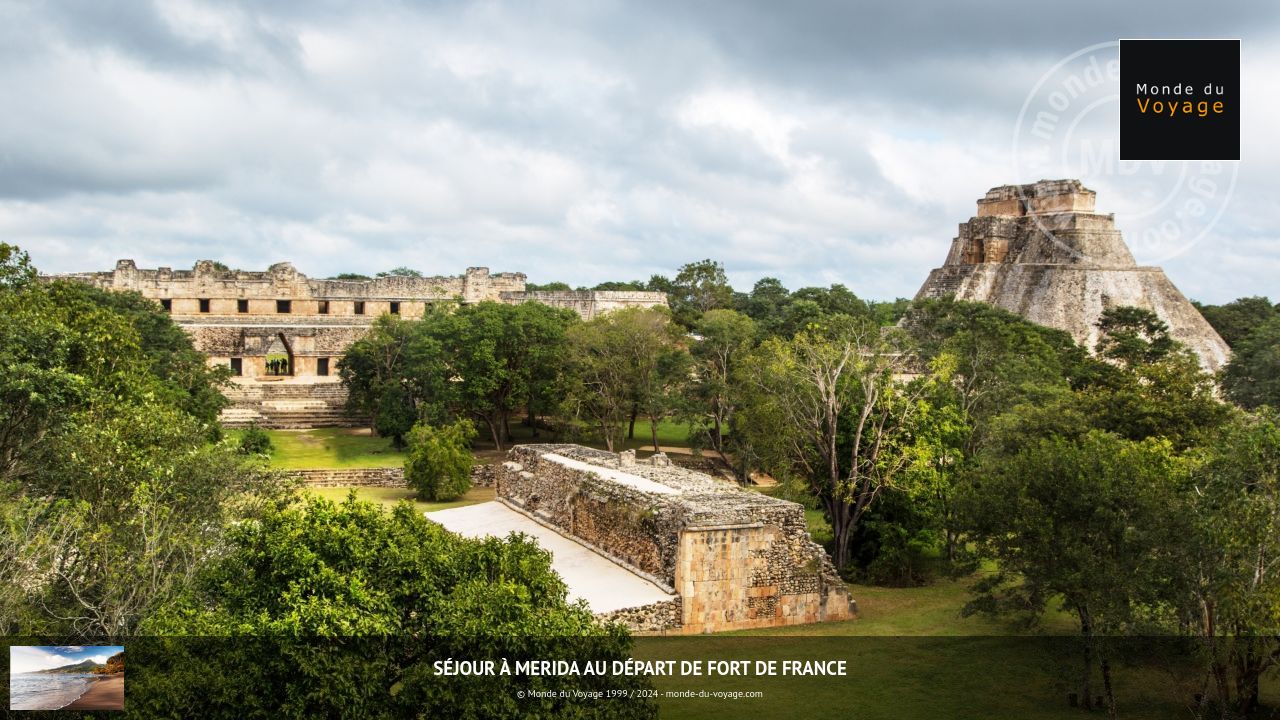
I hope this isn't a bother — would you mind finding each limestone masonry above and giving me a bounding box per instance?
[914,180,1230,371]
[49,260,667,427]
[494,444,855,633]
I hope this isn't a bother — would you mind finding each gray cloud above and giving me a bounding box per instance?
[1,0,1276,302]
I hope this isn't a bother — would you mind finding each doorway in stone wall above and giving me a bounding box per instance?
[265,333,294,376]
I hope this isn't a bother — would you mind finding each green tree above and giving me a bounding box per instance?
[667,259,734,327]
[901,299,1086,566]
[868,297,912,326]
[141,495,654,719]
[1095,306,1176,368]
[592,280,648,291]
[1195,296,1278,348]
[687,309,757,459]
[960,430,1182,714]
[1082,307,1228,449]
[742,277,791,337]
[376,266,423,278]
[0,243,286,639]
[375,384,418,448]
[526,281,573,291]
[340,315,421,440]
[341,303,576,449]
[1221,314,1280,410]
[563,307,684,452]
[736,315,933,570]
[790,284,870,320]
[433,302,576,449]
[404,419,477,501]
[1162,410,1280,716]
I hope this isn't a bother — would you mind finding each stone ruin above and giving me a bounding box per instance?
[914,179,1230,371]
[47,261,667,428]
[493,444,855,634]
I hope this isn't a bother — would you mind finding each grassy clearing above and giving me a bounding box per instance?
[246,419,699,470]
[231,427,405,470]
[641,575,1266,719]
[306,485,495,514]
[640,631,1214,720]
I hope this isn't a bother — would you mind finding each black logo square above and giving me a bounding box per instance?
[1120,39,1240,160]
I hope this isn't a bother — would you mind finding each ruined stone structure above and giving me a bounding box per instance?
[487,444,854,634]
[914,180,1230,372]
[50,260,667,427]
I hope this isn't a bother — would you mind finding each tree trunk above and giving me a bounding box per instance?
[650,418,660,454]
[1233,638,1262,717]
[601,419,615,453]
[486,418,503,451]
[502,411,511,445]
[1079,606,1095,711]
[628,405,638,440]
[527,404,539,438]
[826,496,853,571]
[1101,654,1116,720]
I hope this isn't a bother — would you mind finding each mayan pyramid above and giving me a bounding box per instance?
[914,179,1230,371]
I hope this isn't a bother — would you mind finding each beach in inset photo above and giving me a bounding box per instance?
[9,645,124,711]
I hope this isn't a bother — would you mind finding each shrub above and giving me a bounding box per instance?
[238,423,273,456]
[404,419,476,501]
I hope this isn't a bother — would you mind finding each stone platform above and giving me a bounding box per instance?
[427,444,855,634]
[426,501,675,614]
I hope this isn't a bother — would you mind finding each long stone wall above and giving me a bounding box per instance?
[47,260,669,392]
[287,467,406,487]
[497,444,854,633]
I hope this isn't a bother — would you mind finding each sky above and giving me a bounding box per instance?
[10,646,124,674]
[1,0,1276,303]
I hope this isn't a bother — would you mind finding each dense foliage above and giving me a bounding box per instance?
[0,243,286,639]
[341,302,577,449]
[139,495,655,719]
[405,419,477,501]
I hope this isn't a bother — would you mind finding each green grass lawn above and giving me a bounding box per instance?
[232,427,406,470]
[639,574,1260,719]
[246,420,698,471]
[306,485,495,514]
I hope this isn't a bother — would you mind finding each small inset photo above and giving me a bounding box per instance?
[9,645,124,711]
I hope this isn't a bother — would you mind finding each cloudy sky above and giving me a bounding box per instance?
[10,645,123,674]
[2,1,1276,302]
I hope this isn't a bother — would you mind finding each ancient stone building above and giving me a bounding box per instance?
[914,180,1230,371]
[50,260,667,427]
[428,444,856,634]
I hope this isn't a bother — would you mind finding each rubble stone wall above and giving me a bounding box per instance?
[497,444,855,634]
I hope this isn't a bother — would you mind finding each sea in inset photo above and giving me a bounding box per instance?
[9,645,125,711]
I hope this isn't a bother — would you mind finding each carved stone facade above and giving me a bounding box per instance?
[915,180,1230,371]
[496,444,855,634]
[49,260,668,387]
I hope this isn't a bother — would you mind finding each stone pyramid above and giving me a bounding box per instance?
[914,179,1230,371]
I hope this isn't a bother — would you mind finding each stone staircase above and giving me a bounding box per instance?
[219,381,368,429]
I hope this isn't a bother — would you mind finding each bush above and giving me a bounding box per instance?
[238,423,273,456]
[404,419,476,501]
